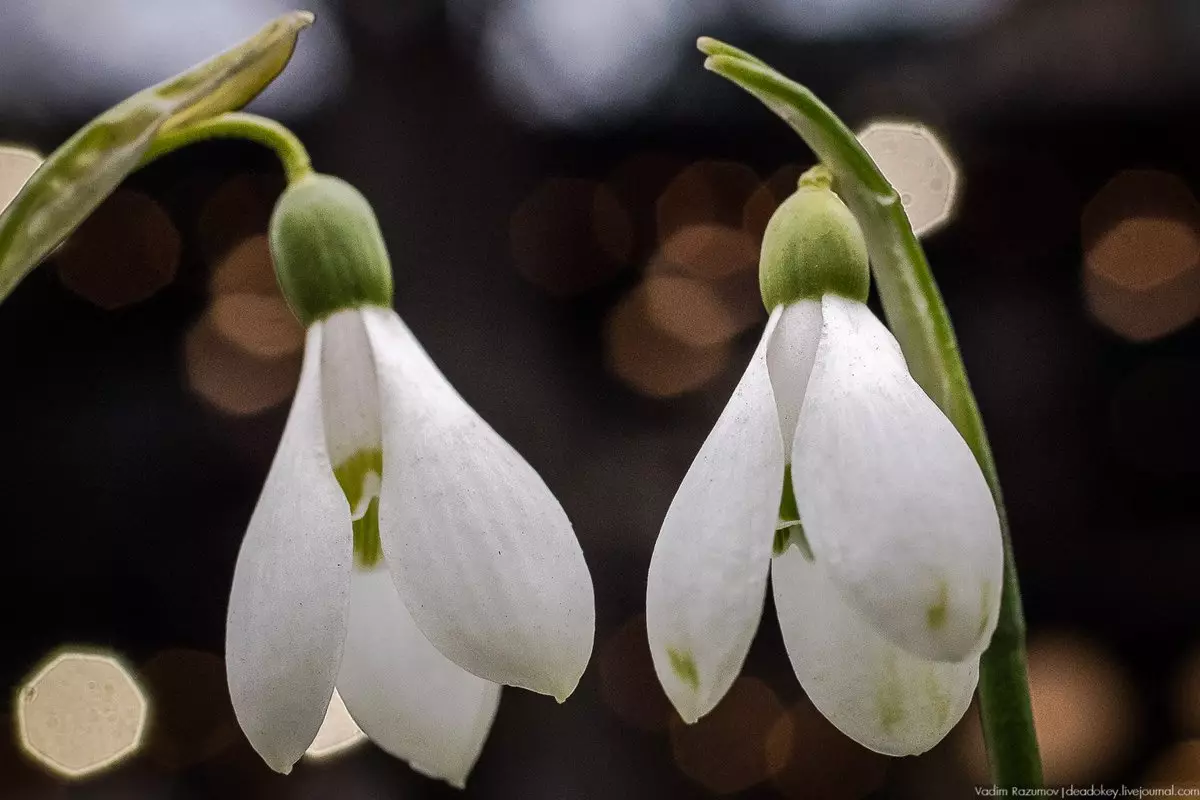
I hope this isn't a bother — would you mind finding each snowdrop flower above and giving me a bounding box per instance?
[226,174,594,784]
[646,174,1003,755]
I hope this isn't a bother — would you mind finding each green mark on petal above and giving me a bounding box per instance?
[978,580,993,639]
[333,448,383,515]
[876,651,905,734]
[667,648,700,691]
[924,668,951,726]
[926,580,950,631]
[778,464,799,522]
[353,497,382,569]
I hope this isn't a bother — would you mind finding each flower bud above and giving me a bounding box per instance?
[269,173,394,325]
[759,174,869,309]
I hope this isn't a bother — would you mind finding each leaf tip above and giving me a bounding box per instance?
[696,36,721,56]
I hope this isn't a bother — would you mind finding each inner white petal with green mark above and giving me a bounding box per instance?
[336,567,501,788]
[772,544,978,755]
[789,295,1002,663]
[646,306,787,724]
[321,309,383,524]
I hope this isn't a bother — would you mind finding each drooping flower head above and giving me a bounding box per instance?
[646,169,1002,755]
[226,174,595,784]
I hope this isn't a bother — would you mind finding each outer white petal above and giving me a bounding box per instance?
[646,307,787,724]
[359,307,594,700]
[337,567,501,788]
[791,295,1003,662]
[772,546,978,755]
[321,309,383,519]
[226,324,353,774]
[766,299,823,440]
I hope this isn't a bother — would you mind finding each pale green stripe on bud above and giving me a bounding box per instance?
[333,448,384,568]
[270,174,394,325]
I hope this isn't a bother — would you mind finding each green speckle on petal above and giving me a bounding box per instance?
[667,648,700,691]
[926,580,950,631]
[978,580,993,638]
[333,448,383,514]
[924,668,951,726]
[353,497,382,569]
[875,652,905,734]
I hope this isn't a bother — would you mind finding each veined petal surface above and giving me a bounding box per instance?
[790,295,1002,662]
[646,307,786,723]
[361,307,594,700]
[765,299,822,441]
[226,324,353,773]
[772,546,978,755]
[337,567,501,788]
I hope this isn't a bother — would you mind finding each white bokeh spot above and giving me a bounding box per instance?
[17,651,148,779]
[0,145,43,215]
[304,689,367,761]
[858,121,959,237]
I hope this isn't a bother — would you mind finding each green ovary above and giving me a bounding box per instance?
[353,497,382,569]
[332,448,384,568]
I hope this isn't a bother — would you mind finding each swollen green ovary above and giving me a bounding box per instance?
[321,310,385,569]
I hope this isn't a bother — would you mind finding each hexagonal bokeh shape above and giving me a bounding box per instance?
[0,144,43,214]
[858,121,959,236]
[17,651,148,779]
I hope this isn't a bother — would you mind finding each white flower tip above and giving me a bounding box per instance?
[650,645,721,725]
[410,759,469,789]
[897,573,1001,663]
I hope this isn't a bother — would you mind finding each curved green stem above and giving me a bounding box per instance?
[698,37,1043,787]
[139,111,311,183]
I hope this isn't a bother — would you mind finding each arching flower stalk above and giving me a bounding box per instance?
[646,172,1003,754]
[226,174,595,785]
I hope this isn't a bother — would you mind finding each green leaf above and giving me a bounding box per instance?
[698,39,1043,787]
[0,11,313,304]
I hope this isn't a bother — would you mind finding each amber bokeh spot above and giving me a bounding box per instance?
[1082,169,1200,341]
[56,189,180,310]
[769,699,887,800]
[604,286,729,398]
[511,177,633,296]
[668,677,788,794]
[598,615,673,732]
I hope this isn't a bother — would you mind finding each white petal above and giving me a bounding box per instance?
[337,567,501,788]
[646,307,786,723]
[321,309,383,519]
[772,546,978,756]
[766,299,823,441]
[791,295,1003,662]
[226,324,353,774]
[360,307,595,700]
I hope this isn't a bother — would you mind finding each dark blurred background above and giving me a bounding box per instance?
[2,0,1200,797]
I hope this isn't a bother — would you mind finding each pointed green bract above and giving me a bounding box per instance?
[0,11,313,304]
[697,38,1041,786]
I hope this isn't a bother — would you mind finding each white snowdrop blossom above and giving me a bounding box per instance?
[646,178,1003,755]
[226,174,595,784]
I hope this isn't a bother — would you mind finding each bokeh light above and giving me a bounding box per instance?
[598,615,672,732]
[642,271,749,348]
[510,177,633,296]
[658,223,758,281]
[477,0,688,127]
[16,650,148,780]
[187,229,303,416]
[958,633,1136,785]
[858,120,959,236]
[1082,169,1200,341]
[604,285,729,397]
[55,189,180,309]
[0,144,42,213]
[668,676,789,794]
[657,161,761,244]
[1144,740,1200,796]
[742,163,805,239]
[769,699,888,800]
[305,689,367,761]
[140,649,236,770]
